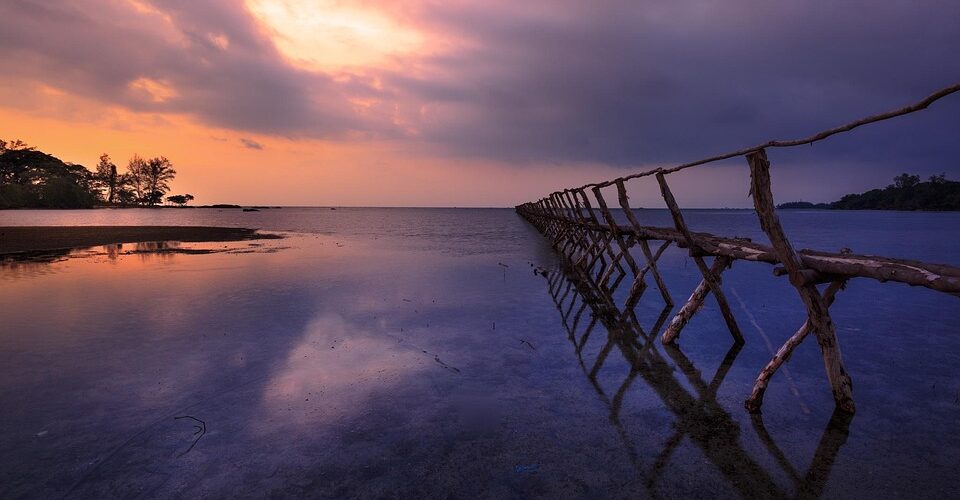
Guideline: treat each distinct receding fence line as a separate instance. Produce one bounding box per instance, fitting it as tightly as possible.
[516,82,960,414]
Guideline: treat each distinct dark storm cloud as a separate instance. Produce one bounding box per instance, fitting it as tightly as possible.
[1,0,958,177]
[386,0,960,171]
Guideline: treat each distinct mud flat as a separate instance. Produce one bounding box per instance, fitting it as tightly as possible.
[0,226,280,256]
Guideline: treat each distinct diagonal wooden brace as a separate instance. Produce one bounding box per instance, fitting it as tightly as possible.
[656,172,744,344]
[564,190,617,279]
[556,192,592,263]
[571,191,623,280]
[615,179,675,307]
[745,280,847,412]
[660,256,734,344]
[591,184,642,277]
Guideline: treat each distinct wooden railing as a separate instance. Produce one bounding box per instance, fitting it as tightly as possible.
[516,82,960,414]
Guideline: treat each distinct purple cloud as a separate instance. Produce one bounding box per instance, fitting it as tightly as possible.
[2,0,959,185]
[0,0,393,138]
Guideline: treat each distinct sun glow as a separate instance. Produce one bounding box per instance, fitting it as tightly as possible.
[245,0,422,69]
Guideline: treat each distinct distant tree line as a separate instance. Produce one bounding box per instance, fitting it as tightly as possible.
[778,172,960,211]
[0,139,193,209]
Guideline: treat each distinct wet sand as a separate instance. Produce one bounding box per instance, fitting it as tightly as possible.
[0,226,279,255]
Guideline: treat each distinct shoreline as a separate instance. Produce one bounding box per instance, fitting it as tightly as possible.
[0,226,281,256]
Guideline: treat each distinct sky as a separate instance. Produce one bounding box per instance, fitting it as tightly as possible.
[1,0,959,207]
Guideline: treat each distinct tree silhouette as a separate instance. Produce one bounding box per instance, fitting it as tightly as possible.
[127,154,149,204]
[893,173,921,189]
[166,193,194,207]
[113,174,136,206]
[123,155,176,205]
[0,138,33,153]
[95,153,118,204]
[1,142,183,209]
[143,156,176,205]
[0,146,98,208]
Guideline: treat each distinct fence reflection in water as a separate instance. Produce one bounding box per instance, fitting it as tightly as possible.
[542,259,853,499]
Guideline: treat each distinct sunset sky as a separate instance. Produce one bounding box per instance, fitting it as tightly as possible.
[2,0,959,207]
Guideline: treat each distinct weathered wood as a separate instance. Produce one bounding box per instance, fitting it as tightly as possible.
[590,186,642,276]
[616,179,674,306]
[749,149,855,414]
[552,193,581,257]
[639,239,674,306]
[516,83,960,414]
[565,190,608,276]
[576,190,624,262]
[575,191,631,289]
[745,280,846,413]
[657,172,744,344]
[516,205,960,294]
[558,191,593,265]
[661,256,733,344]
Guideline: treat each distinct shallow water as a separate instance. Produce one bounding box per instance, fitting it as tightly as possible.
[1,208,959,498]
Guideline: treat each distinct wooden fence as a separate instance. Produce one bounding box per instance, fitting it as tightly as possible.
[516,82,960,414]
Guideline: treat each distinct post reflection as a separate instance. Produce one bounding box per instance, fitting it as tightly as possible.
[543,260,853,499]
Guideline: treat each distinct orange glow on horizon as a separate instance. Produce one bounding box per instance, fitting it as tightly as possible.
[0,84,644,207]
[0,0,885,208]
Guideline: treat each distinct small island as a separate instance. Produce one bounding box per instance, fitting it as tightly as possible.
[778,173,960,211]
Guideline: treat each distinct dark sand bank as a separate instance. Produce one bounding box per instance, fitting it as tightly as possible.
[0,226,280,256]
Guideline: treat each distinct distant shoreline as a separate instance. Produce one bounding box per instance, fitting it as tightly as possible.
[0,205,282,210]
[0,226,281,256]
[778,176,960,211]
[5,206,960,212]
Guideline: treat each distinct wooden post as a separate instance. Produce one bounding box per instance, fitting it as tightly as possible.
[748,149,855,414]
[549,193,578,257]
[539,198,559,241]
[616,179,675,307]
[572,189,627,284]
[566,190,613,280]
[557,192,590,263]
[591,184,653,307]
[588,186,641,276]
[562,190,599,271]
[656,172,744,344]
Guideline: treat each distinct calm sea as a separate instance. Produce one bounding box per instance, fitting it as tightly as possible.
[1,208,959,498]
